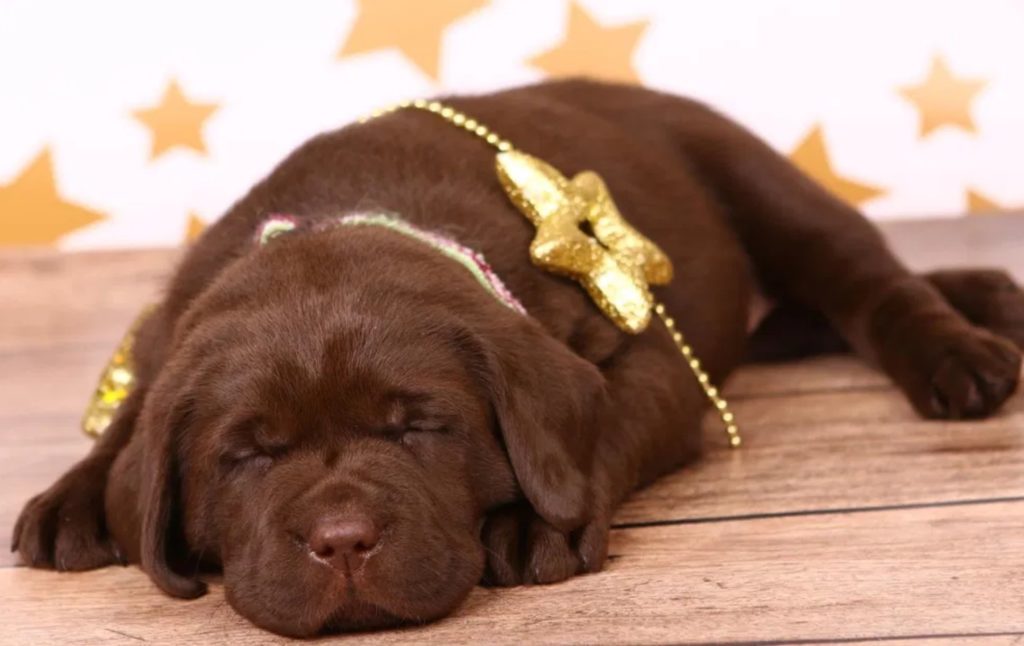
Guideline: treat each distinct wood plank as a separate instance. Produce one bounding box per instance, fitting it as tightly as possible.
[726,355,889,399]
[2,501,1020,645]
[0,248,174,352]
[616,387,1024,525]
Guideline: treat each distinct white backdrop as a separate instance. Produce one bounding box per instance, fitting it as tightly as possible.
[1,0,1021,249]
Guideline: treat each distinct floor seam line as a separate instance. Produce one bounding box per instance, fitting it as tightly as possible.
[612,495,1024,530]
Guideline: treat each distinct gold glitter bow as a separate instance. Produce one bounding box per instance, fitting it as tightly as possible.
[81,308,149,437]
[496,150,673,333]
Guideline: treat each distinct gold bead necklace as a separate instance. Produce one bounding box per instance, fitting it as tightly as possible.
[364,100,740,448]
[81,101,740,448]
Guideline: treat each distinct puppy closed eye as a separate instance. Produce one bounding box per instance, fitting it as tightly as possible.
[222,447,275,472]
[384,422,446,449]
[220,418,284,471]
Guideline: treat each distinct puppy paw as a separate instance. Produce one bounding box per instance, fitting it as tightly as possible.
[11,460,122,571]
[927,269,1024,349]
[480,503,608,587]
[900,326,1021,419]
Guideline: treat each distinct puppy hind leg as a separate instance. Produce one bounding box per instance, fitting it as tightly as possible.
[661,98,1020,418]
[744,268,1024,371]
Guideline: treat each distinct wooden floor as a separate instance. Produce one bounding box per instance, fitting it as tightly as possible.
[2,215,1023,645]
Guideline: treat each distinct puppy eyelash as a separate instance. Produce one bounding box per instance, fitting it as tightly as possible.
[379,425,443,447]
[222,447,275,471]
[379,427,411,444]
[406,419,448,433]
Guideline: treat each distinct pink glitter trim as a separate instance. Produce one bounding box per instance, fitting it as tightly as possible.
[255,212,527,315]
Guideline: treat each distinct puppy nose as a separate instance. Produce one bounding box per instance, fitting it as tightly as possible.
[308,515,381,568]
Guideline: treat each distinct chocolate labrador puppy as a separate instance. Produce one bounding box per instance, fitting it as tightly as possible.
[13,79,1024,636]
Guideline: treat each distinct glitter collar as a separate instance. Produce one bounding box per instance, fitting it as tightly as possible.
[256,213,527,315]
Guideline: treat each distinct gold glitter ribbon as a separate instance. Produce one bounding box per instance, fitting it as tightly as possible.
[82,103,740,448]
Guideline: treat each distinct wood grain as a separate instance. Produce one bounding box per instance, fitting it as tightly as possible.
[0,248,176,352]
[616,387,1024,526]
[2,214,1024,644]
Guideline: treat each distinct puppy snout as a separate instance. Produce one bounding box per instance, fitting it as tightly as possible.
[308,514,381,569]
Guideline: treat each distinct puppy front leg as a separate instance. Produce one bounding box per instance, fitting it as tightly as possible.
[481,332,706,586]
[11,308,168,569]
[12,387,143,570]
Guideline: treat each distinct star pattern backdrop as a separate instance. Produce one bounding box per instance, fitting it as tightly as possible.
[0,0,1021,249]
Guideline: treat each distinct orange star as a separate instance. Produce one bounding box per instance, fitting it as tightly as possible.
[529,2,648,83]
[965,189,1003,214]
[899,56,987,138]
[790,125,885,208]
[132,79,219,160]
[338,0,487,81]
[184,212,207,243]
[0,149,105,246]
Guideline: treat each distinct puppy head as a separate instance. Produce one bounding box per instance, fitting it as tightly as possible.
[110,225,606,636]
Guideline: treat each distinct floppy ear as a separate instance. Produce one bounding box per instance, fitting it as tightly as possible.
[130,377,207,599]
[485,319,608,533]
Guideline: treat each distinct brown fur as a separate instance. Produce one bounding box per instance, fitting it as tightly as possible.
[12,79,1024,636]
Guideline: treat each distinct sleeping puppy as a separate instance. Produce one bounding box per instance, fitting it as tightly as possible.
[12,79,1024,636]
